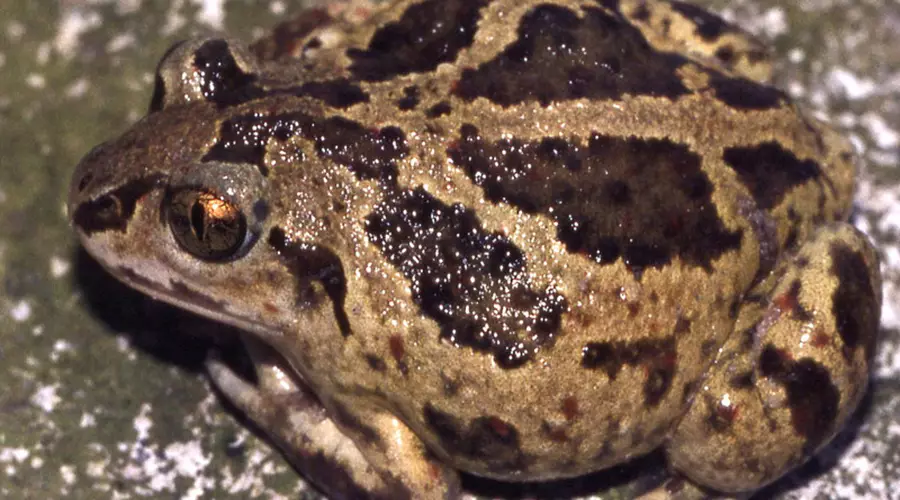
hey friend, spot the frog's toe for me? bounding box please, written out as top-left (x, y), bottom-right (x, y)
top-left (664, 222), bottom-right (881, 493)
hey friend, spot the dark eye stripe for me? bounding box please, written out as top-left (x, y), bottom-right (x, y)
top-left (72, 176), bottom-right (165, 235)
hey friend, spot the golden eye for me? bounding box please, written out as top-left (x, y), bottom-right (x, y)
top-left (167, 188), bottom-right (250, 261)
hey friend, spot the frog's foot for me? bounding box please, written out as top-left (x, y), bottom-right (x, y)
top-left (207, 338), bottom-right (459, 500)
top-left (619, 0), bottom-right (771, 82)
top-left (664, 223), bottom-right (881, 493)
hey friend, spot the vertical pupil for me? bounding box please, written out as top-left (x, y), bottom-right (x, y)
top-left (191, 200), bottom-right (206, 240)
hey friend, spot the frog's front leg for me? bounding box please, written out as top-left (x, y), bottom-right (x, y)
top-left (665, 223), bottom-right (881, 494)
top-left (207, 337), bottom-right (459, 499)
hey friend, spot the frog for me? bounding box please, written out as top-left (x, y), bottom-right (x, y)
top-left (67, 0), bottom-right (883, 498)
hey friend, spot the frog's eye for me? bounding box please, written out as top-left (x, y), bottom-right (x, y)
top-left (166, 188), bottom-right (255, 261)
top-left (164, 161), bottom-right (267, 262)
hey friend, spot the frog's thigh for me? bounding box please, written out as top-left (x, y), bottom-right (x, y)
top-left (619, 0), bottom-right (771, 82)
top-left (207, 339), bottom-right (458, 499)
top-left (665, 223), bottom-right (881, 493)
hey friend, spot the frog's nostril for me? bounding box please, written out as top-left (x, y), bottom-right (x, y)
top-left (73, 195), bottom-right (124, 234)
top-left (71, 175), bottom-right (164, 235)
top-left (77, 173), bottom-right (94, 192)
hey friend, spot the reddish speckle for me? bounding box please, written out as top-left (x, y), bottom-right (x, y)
top-left (561, 396), bottom-right (580, 421)
top-left (716, 399), bottom-right (740, 424)
top-left (351, 5), bottom-right (372, 18)
top-left (487, 416), bottom-right (512, 438)
top-left (812, 329), bottom-right (831, 348)
top-left (773, 288), bottom-right (799, 311)
top-left (389, 335), bottom-right (405, 363)
top-left (428, 462), bottom-right (442, 482)
top-left (263, 302), bottom-right (279, 314)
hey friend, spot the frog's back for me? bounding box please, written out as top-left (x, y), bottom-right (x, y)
top-left (247, 0), bottom-right (858, 480)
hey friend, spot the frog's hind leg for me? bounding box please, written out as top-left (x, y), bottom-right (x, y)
top-left (663, 223), bottom-right (881, 494)
top-left (206, 342), bottom-right (390, 499)
top-left (207, 338), bottom-right (459, 499)
top-left (618, 0), bottom-right (772, 82)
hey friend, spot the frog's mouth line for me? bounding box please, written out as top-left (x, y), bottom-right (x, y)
top-left (107, 262), bottom-right (283, 340)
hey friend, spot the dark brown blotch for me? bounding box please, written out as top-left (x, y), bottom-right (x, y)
top-left (365, 354), bottom-right (387, 372)
top-left (739, 323), bottom-right (759, 352)
top-left (561, 396), bottom-right (580, 421)
top-left (454, 5), bottom-right (690, 106)
top-left (724, 142), bottom-right (825, 211)
top-left (152, 39), bottom-right (263, 112)
top-left (674, 315), bottom-right (692, 335)
top-left (728, 298), bottom-right (742, 319)
top-left (729, 371), bottom-right (755, 389)
top-left (582, 336), bottom-right (677, 407)
top-left (700, 339), bottom-right (718, 360)
top-left (202, 113), bottom-right (288, 174)
top-left (366, 188), bottom-right (567, 368)
top-left (426, 101), bottom-right (452, 118)
top-left (348, 0), bottom-right (488, 81)
top-left (423, 403), bottom-right (527, 472)
top-left (714, 45), bottom-right (735, 65)
top-left (313, 120), bottom-right (408, 181)
top-left (591, 439), bottom-right (615, 462)
top-left (669, 1), bottom-right (731, 41)
top-left (759, 344), bottom-right (840, 453)
top-left (440, 372), bottom-right (460, 396)
top-left (297, 78), bottom-right (369, 108)
top-left (268, 227), bottom-right (352, 337)
top-left (203, 112), bottom-right (407, 181)
top-left (708, 74), bottom-right (785, 110)
top-left (449, 126), bottom-right (742, 278)
top-left (631, 2), bottom-right (650, 21)
top-left (397, 85), bottom-right (420, 110)
top-left (830, 243), bottom-right (879, 361)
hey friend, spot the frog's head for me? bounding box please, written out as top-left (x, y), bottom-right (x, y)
top-left (68, 38), bottom-right (346, 340)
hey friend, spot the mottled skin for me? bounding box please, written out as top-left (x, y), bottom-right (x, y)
top-left (68, 0), bottom-right (882, 498)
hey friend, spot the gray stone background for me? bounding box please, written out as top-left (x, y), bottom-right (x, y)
top-left (0, 1), bottom-right (897, 499)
